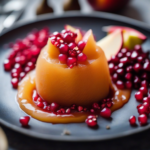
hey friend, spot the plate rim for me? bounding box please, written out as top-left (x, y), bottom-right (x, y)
top-left (0, 11), bottom-right (150, 141)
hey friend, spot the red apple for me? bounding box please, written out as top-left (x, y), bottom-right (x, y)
top-left (103, 26), bottom-right (147, 49)
top-left (97, 29), bottom-right (123, 60)
top-left (87, 0), bottom-right (130, 12)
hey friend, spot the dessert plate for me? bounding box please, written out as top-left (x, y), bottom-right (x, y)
top-left (0, 12), bottom-right (150, 141)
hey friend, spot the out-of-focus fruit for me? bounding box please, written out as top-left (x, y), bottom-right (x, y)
top-left (87, 0), bottom-right (130, 12)
top-left (97, 29), bottom-right (123, 60)
top-left (103, 26), bottom-right (147, 49)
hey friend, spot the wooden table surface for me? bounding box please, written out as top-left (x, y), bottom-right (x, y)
top-left (0, 0), bottom-right (150, 150)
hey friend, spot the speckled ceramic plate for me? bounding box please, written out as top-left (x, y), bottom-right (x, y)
top-left (0, 12), bottom-right (150, 141)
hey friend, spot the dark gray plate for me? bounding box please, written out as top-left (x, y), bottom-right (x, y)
top-left (0, 12), bottom-right (150, 141)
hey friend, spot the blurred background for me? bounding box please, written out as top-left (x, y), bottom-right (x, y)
top-left (0, 0), bottom-right (150, 34)
top-left (0, 0), bottom-right (150, 150)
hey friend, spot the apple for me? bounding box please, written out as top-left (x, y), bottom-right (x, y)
top-left (103, 26), bottom-right (147, 49)
top-left (97, 29), bottom-right (123, 60)
top-left (87, 0), bottom-right (130, 12)
top-left (64, 25), bottom-right (82, 43)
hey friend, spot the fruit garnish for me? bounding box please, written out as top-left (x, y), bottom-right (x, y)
top-left (49, 29), bottom-right (87, 68)
top-left (102, 26), bottom-right (147, 49)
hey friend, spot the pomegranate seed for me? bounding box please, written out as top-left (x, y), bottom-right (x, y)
top-left (100, 107), bottom-right (111, 118)
top-left (20, 56), bottom-right (26, 65)
top-left (46, 105), bottom-right (51, 111)
top-left (61, 29), bottom-right (68, 34)
top-left (114, 66), bottom-right (118, 71)
top-left (126, 51), bottom-right (131, 58)
top-left (37, 97), bottom-right (43, 102)
top-left (125, 81), bottom-right (132, 89)
top-left (3, 59), bottom-right (12, 71)
top-left (67, 57), bottom-right (77, 68)
top-left (121, 48), bottom-right (128, 54)
top-left (116, 80), bottom-right (124, 89)
top-left (126, 66), bottom-right (133, 72)
top-left (120, 57), bottom-right (128, 64)
top-left (37, 101), bottom-right (44, 108)
top-left (51, 39), bottom-right (55, 45)
top-left (139, 86), bottom-right (148, 96)
top-left (54, 41), bottom-right (60, 47)
top-left (77, 53), bottom-right (87, 62)
top-left (50, 36), bottom-right (57, 40)
top-left (68, 49), bottom-right (77, 57)
top-left (141, 80), bottom-right (148, 88)
top-left (43, 101), bottom-right (49, 106)
top-left (59, 44), bottom-right (68, 54)
top-left (106, 102), bottom-right (112, 108)
top-left (111, 55), bottom-right (119, 64)
top-left (92, 103), bottom-right (100, 110)
top-left (11, 72), bottom-right (19, 78)
top-left (53, 31), bottom-right (61, 37)
top-left (112, 73), bottom-right (119, 82)
top-left (62, 32), bottom-right (74, 43)
top-left (109, 63), bottom-right (115, 74)
top-left (129, 116), bottom-right (136, 126)
top-left (101, 103), bottom-right (106, 108)
top-left (135, 91), bottom-right (143, 102)
top-left (118, 63), bottom-right (124, 68)
top-left (116, 68), bottom-right (124, 76)
top-left (66, 108), bottom-right (71, 114)
top-left (134, 45), bottom-right (142, 52)
top-left (78, 106), bottom-right (83, 112)
top-left (117, 52), bottom-right (123, 58)
top-left (134, 63), bottom-right (142, 72)
top-left (8, 51), bottom-right (16, 59)
top-left (50, 102), bottom-right (59, 112)
top-left (131, 51), bottom-right (138, 60)
top-left (11, 78), bottom-right (19, 89)
top-left (143, 97), bottom-right (150, 104)
top-left (24, 66), bottom-right (31, 73)
top-left (57, 37), bottom-right (63, 43)
top-left (137, 104), bottom-right (143, 109)
top-left (85, 115), bottom-right (97, 127)
top-left (125, 73), bottom-right (132, 80)
top-left (141, 72), bottom-right (148, 80)
top-left (31, 46), bottom-right (41, 56)
top-left (68, 42), bottom-right (76, 50)
top-left (20, 72), bottom-right (26, 80)
top-left (78, 41), bottom-right (86, 51)
top-left (58, 54), bottom-right (68, 63)
top-left (138, 114), bottom-right (147, 126)
top-left (143, 102), bottom-right (149, 110)
top-left (14, 63), bottom-right (22, 73)
top-left (19, 116), bottom-right (30, 126)
top-left (137, 56), bottom-right (143, 63)
top-left (27, 62), bottom-right (35, 70)
top-left (90, 109), bottom-right (95, 113)
top-left (137, 105), bottom-right (148, 115)
top-left (33, 90), bottom-right (38, 101)
top-left (60, 108), bottom-right (65, 114)
top-left (134, 76), bottom-right (141, 89)
top-left (143, 61), bottom-right (150, 72)
top-left (31, 58), bottom-right (37, 64)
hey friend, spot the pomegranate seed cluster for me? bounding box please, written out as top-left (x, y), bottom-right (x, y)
top-left (33, 90), bottom-right (112, 127)
top-left (50, 30), bottom-right (87, 68)
top-left (109, 45), bottom-right (150, 90)
top-left (129, 85), bottom-right (150, 126)
top-left (3, 27), bottom-right (50, 89)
